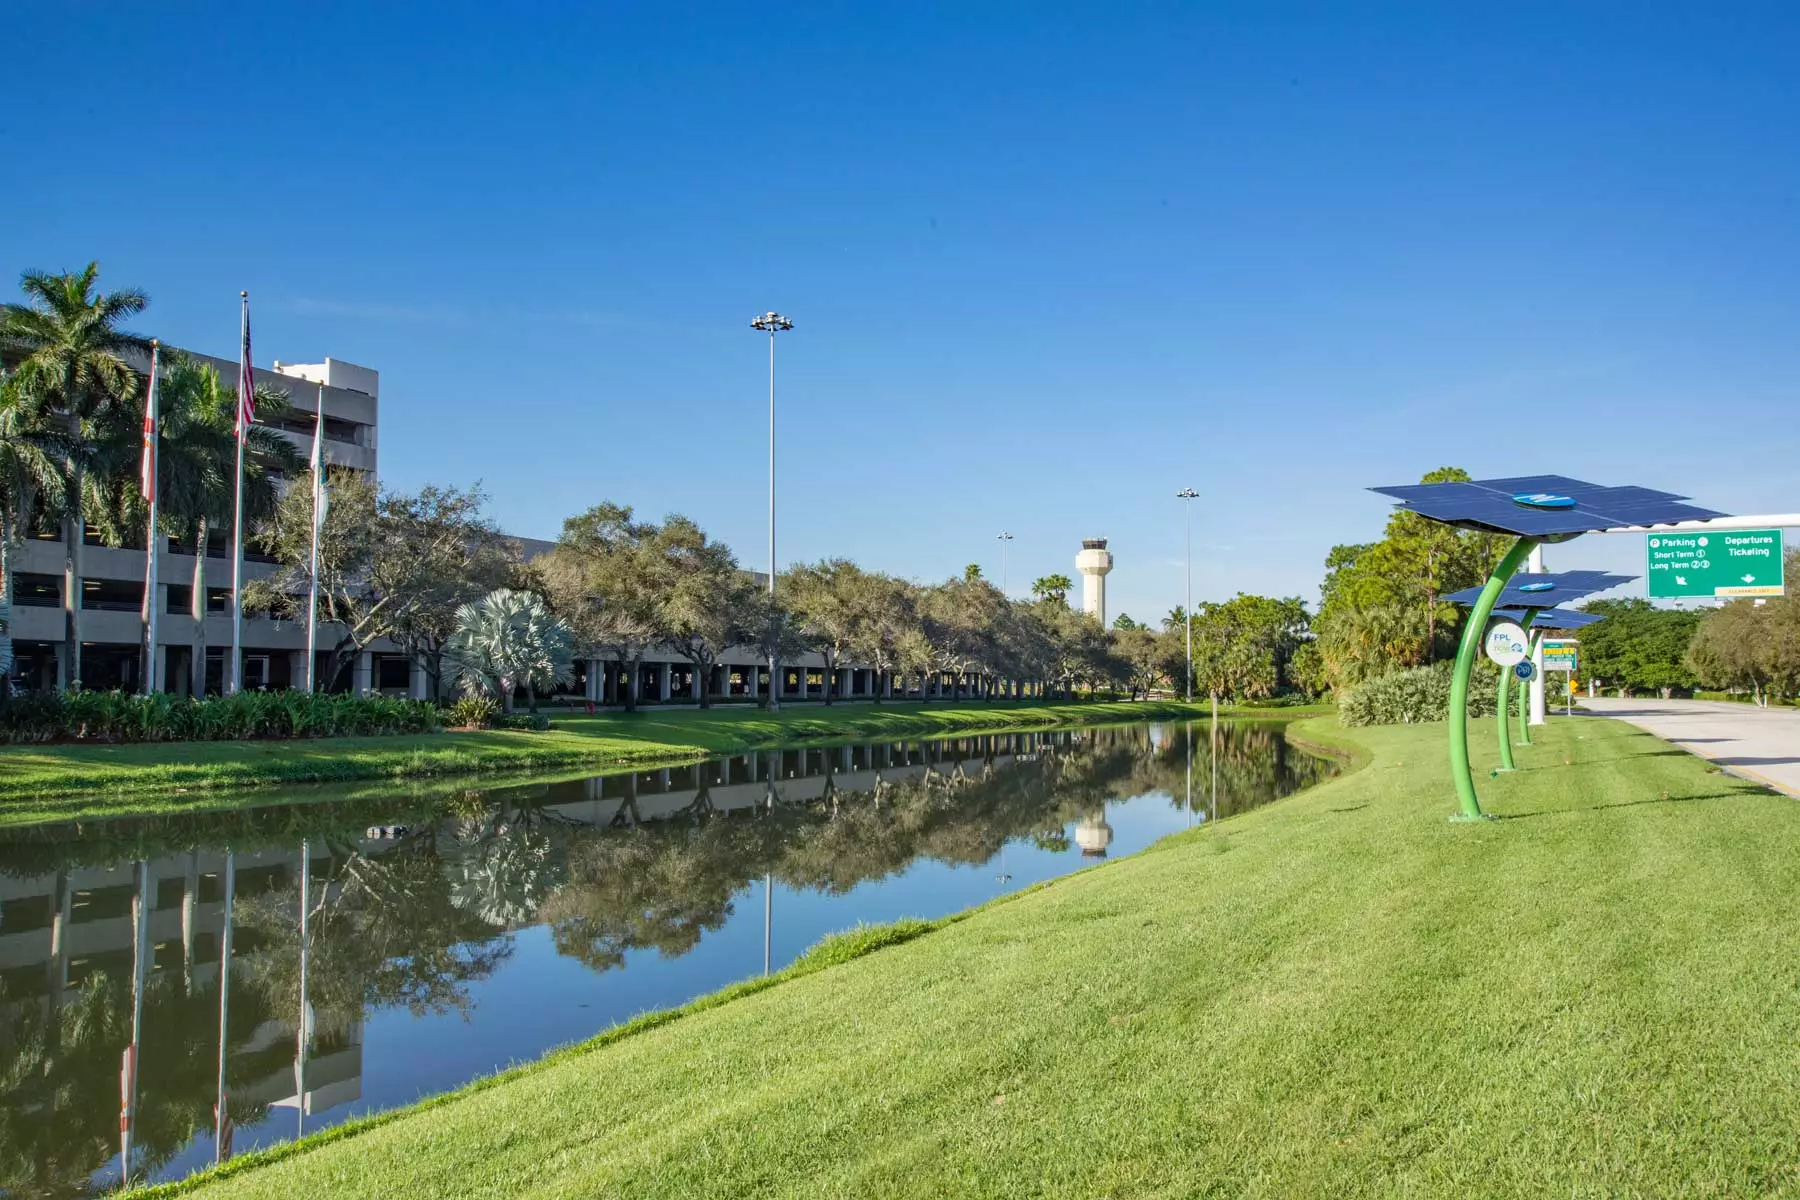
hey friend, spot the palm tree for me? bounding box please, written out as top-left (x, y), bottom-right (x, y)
top-left (0, 368), bottom-right (70, 696)
top-left (141, 354), bottom-right (303, 695)
top-left (446, 588), bottom-right (575, 714)
top-left (0, 264), bottom-right (150, 686)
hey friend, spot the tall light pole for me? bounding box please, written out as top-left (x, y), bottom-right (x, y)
top-left (1176, 488), bottom-right (1198, 702)
top-left (752, 312), bottom-right (793, 711)
top-left (996, 531), bottom-right (1014, 594)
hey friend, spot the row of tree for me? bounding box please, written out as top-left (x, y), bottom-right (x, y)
top-left (1, 263), bottom-right (1330, 708)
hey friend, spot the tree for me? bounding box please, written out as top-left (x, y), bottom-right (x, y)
top-left (378, 485), bottom-right (519, 697)
top-left (1031, 574), bottom-right (1073, 605)
top-left (1112, 625), bottom-right (1166, 697)
top-left (963, 563), bottom-right (982, 582)
top-left (1311, 467), bottom-right (1506, 690)
top-left (1112, 613), bottom-right (1142, 631)
top-left (1188, 594), bottom-right (1310, 702)
top-left (0, 263), bottom-right (149, 685)
top-left (445, 588), bottom-right (575, 713)
top-left (841, 570), bottom-right (922, 703)
top-left (0, 368), bottom-right (67, 695)
top-left (653, 515), bottom-right (753, 708)
top-left (1580, 598), bottom-right (1700, 697)
top-left (919, 575), bottom-right (1009, 699)
top-left (785, 560), bottom-right (866, 706)
top-left (144, 354), bottom-right (302, 694)
top-left (243, 468), bottom-right (381, 691)
top-left (537, 504), bottom-right (661, 711)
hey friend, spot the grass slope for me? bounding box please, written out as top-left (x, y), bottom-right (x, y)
top-left (156, 714), bottom-right (1800, 1198)
top-left (0, 700), bottom-right (1320, 827)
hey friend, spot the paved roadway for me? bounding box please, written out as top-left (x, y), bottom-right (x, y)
top-left (1582, 696), bottom-right (1800, 799)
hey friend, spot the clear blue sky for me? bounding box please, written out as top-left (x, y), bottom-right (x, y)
top-left (9, 3), bottom-right (1799, 622)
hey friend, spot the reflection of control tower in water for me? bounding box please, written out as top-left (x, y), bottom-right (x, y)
top-left (1075, 538), bottom-right (1113, 627)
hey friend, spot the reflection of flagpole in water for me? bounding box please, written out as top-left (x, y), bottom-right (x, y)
top-left (215, 849), bottom-right (235, 1165)
top-left (120, 859), bottom-right (149, 1188)
top-left (763, 873), bottom-right (773, 976)
top-left (995, 842), bottom-right (1011, 886)
top-left (1210, 702), bottom-right (1219, 825)
top-left (295, 839), bottom-right (311, 1138)
top-left (1185, 721), bottom-right (1194, 828)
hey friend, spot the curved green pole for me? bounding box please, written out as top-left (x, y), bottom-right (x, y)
top-left (1517, 626), bottom-right (1541, 746)
top-left (1449, 536), bottom-right (1534, 820)
top-left (1496, 658), bottom-right (1516, 771)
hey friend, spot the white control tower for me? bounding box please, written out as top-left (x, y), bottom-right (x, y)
top-left (1075, 538), bottom-right (1113, 626)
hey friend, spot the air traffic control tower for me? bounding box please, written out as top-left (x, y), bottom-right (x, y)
top-left (1076, 538), bottom-right (1113, 626)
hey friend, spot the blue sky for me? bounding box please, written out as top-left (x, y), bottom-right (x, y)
top-left (9, 3), bottom-right (1799, 622)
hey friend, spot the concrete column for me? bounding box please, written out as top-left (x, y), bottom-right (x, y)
top-left (354, 650), bottom-right (373, 697)
top-left (839, 669), bottom-right (853, 699)
top-left (409, 660), bottom-right (430, 700)
top-left (584, 659), bottom-right (601, 702)
top-left (690, 665), bottom-right (703, 701)
top-left (658, 663), bottom-right (672, 702)
top-left (882, 671), bottom-right (893, 699)
top-left (747, 666), bottom-right (759, 698)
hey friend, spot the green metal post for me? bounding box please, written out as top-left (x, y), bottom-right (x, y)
top-left (1496, 660), bottom-right (1515, 772)
top-left (1498, 611), bottom-right (1537, 766)
top-left (1448, 536), bottom-right (1533, 820)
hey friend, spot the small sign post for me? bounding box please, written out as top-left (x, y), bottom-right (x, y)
top-left (1646, 529), bottom-right (1784, 598)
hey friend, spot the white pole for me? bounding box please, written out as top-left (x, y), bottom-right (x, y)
top-left (1185, 502), bottom-right (1193, 701)
top-left (305, 383), bottom-right (323, 693)
top-left (227, 294), bottom-right (249, 696)
top-left (767, 330), bottom-right (778, 713)
top-left (763, 871), bottom-right (773, 975)
top-left (142, 343), bottom-right (161, 695)
top-left (1527, 544), bottom-right (1547, 725)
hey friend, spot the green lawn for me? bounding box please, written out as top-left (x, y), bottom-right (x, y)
top-left (147, 713), bottom-right (1800, 1199)
top-left (0, 699), bottom-right (1321, 827)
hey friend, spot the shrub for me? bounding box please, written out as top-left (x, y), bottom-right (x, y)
top-left (0, 690), bottom-right (443, 744)
top-left (448, 695), bottom-right (500, 729)
top-left (493, 712), bottom-right (551, 732)
top-left (1339, 661), bottom-right (1502, 727)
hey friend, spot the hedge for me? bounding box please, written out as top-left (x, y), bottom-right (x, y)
top-left (1338, 661), bottom-right (1502, 727)
top-left (0, 689), bottom-right (442, 744)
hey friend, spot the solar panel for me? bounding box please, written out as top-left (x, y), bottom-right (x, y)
top-left (1369, 475), bottom-right (1729, 537)
top-left (1442, 570), bottom-right (1637, 608)
top-left (1492, 607), bottom-right (1604, 630)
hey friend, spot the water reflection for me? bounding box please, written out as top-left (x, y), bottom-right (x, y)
top-left (0, 719), bottom-right (1332, 1197)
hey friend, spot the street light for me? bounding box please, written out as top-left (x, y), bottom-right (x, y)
top-left (996, 531), bottom-right (1014, 594)
top-left (1176, 488), bottom-right (1198, 702)
top-left (752, 312), bottom-right (793, 710)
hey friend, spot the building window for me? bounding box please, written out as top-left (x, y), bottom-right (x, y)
top-left (14, 574), bottom-right (59, 607)
top-left (80, 579), bottom-right (143, 612)
top-left (377, 657), bottom-right (411, 690)
top-left (207, 588), bottom-right (232, 614)
top-left (166, 584), bottom-right (192, 614)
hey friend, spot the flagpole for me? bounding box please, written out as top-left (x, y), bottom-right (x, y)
top-left (140, 342), bottom-right (161, 695)
top-left (120, 858), bottom-right (149, 1187)
top-left (295, 838), bottom-right (310, 1137)
top-left (305, 383), bottom-right (324, 693)
top-left (228, 292), bottom-right (249, 695)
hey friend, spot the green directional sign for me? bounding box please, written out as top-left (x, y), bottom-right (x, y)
top-left (1646, 529), bottom-right (1785, 598)
top-left (1542, 639), bottom-right (1578, 671)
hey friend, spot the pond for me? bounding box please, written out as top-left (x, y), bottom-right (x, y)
top-left (0, 718), bottom-right (1334, 1197)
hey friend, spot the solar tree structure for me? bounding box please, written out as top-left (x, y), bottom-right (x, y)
top-left (1492, 606), bottom-right (1607, 746)
top-left (1369, 476), bottom-right (1726, 820)
top-left (1442, 572), bottom-right (1636, 769)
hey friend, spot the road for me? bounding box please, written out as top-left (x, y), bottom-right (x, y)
top-left (1581, 696), bottom-right (1800, 799)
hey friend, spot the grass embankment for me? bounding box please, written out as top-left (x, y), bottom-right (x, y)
top-left (153, 714), bottom-right (1800, 1199)
top-left (0, 699), bottom-right (1321, 827)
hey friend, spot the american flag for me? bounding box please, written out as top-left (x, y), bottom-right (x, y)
top-left (139, 344), bottom-right (159, 503)
top-left (237, 294), bottom-right (255, 438)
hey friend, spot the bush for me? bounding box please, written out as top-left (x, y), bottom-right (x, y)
top-left (1339, 661), bottom-right (1502, 727)
top-left (0, 690), bottom-right (443, 744)
top-left (447, 694), bottom-right (500, 729)
top-left (493, 712), bottom-right (551, 732)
